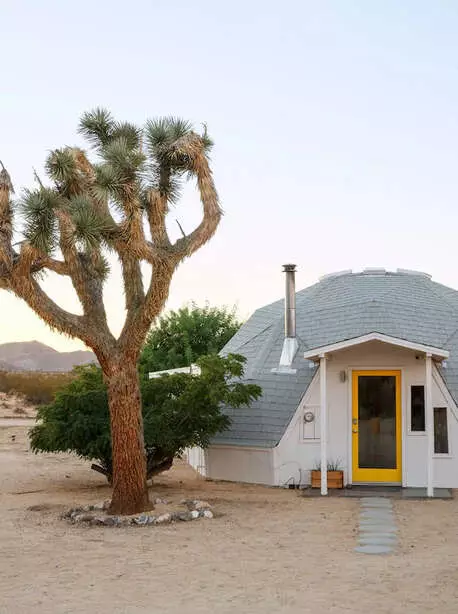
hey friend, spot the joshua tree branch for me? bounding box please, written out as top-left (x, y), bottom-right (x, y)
top-left (119, 252), bottom-right (145, 311)
top-left (30, 256), bottom-right (70, 275)
top-left (118, 255), bottom-right (176, 353)
top-left (171, 143), bottom-right (222, 261)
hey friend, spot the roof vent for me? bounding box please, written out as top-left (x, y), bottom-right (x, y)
top-left (319, 269), bottom-right (352, 281)
top-left (396, 268), bottom-right (432, 279)
top-left (361, 268), bottom-right (386, 275)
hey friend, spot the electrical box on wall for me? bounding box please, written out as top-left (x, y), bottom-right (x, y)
top-left (302, 404), bottom-right (320, 440)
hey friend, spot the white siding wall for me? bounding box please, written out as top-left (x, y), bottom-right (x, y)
top-left (275, 341), bottom-right (458, 488)
top-left (206, 446), bottom-right (274, 485)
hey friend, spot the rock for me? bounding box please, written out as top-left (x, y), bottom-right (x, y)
top-left (155, 513), bottom-right (172, 525)
top-left (154, 497), bottom-right (168, 505)
top-left (133, 514), bottom-right (151, 526)
top-left (73, 513), bottom-right (94, 523)
top-left (91, 516), bottom-right (107, 526)
top-left (69, 509), bottom-right (84, 521)
top-left (194, 500), bottom-right (212, 511)
top-left (65, 501), bottom-right (214, 527)
top-left (173, 511), bottom-right (193, 522)
top-left (92, 501), bottom-right (108, 511)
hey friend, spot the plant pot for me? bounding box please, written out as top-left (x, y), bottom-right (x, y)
top-left (311, 470), bottom-right (344, 489)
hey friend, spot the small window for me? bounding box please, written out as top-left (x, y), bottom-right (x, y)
top-left (411, 385), bottom-right (425, 431)
top-left (434, 407), bottom-right (449, 454)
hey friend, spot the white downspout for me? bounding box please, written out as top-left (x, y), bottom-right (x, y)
top-left (320, 354), bottom-right (328, 495)
top-left (425, 353), bottom-right (434, 497)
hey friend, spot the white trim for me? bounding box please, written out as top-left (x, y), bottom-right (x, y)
top-left (425, 354), bottom-right (434, 497)
top-left (208, 444), bottom-right (272, 452)
top-left (148, 364), bottom-right (200, 378)
top-left (432, 365), bottom-right (458, 422)
top-left (347, 367), bottom-right (352, 486)
top-left (303, 333), bottom-right (449, 361)
top-left (320, 355), bottom-right (328, 495)
top-left (401, 368), bottom-right (407, 487)
top-left (279, 370), bottom-right (320, 444)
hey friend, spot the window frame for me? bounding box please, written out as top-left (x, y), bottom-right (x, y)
top-left (409, 384), bottom-right (426, 434)
top-left (408, 383), bottom-right (426, 436)
top-left (433, 406), bottom-right (451, 457)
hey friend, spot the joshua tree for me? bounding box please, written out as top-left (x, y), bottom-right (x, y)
top-left (0, 109), bottom-right (222, 514)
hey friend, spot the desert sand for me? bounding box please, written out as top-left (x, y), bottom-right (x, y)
top-left (1, 424), bottom-right (458, 614)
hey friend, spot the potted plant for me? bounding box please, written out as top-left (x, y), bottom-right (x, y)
top-left (311, 459), bottom-right (344, 489)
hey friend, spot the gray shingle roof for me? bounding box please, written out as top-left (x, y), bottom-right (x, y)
top-left (215, 270), bottom-right (458, 448)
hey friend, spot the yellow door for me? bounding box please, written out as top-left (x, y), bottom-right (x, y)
top-left (352, 370), bottom-right (402, 483)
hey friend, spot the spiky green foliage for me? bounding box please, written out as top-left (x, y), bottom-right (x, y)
top-left (20, 188), bottom-right (60, 254)
top-left (139, 304), bottom-right (241, 375)
top-left (30, 355), bottom-right (261, 482)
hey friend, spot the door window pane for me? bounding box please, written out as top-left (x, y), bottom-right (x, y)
top-left (358, 376), bottom-right (397, 469)
top-left (411, 385), bottom-right (425, 431)
top-left (434, 407), bottom-right (449, 454)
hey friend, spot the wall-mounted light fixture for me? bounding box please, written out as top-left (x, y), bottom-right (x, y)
top-left (339, 370), bottom-right (347, 383)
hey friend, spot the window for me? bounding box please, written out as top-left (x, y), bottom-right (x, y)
top-left (411, 385), bottom-right (425, 432)
top-left (434, 407), bottom-right (449, 454)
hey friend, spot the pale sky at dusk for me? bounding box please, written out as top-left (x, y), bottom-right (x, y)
top-left (1, 1), bottom-right (458, 351)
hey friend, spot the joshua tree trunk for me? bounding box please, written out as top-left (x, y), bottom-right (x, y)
top-left (105, 359), bottom-right (149, 515)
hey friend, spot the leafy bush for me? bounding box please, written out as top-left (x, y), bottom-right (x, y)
top-left (30, 355), bottom-right (261, 482)
top-left (139, 304), bottom-right (241, 375)
top-left (0, 370), bottom-right (74, 405)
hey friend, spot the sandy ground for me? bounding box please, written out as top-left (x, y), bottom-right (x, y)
top-left (0, 392), bottom-right (37, 420)
top-left (1, 426), bottom-right (458, 614)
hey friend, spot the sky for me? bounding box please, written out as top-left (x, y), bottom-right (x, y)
top-left (1, 0), bottom-right (458, 351)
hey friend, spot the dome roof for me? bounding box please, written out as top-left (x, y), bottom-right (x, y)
top-left (217, 269), bottom-right (458, 448)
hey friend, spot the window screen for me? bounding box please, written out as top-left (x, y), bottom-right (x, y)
top-left (411, 386), bottom-right (425, 432)
top-left (434, 407), bottom-right (449, 454)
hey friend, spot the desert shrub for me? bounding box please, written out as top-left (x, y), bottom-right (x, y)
top-left (30, 355), bottom-right (261, 482)
top-left (139, 304), bottom-right (241, 375)
top-left (0, 371), bottom-right (75, 405)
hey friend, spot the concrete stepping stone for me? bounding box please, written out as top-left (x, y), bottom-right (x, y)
top-left (354, 544), bottom-right (394, 555)
top-left (356, 498), bottom-right (398, 554)
top-left (359, 518), bottom-right (397, 527)
top-left (361, 503), bottom-right (392, 512)
top-left (360, 512), bottom-right (395, 521)
top-left (361, 499), bottom-right (392, 508)
top-left (359, 535), bottom-right (397, 546)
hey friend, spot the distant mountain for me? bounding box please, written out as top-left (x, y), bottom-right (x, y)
top-left (0, 341), bottom-right (96, 372)
top-left (0, 359), bottom-right (15, 371)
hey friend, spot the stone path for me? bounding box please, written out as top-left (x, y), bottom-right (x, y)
top-left (354, 497), bottom-right (397, 555)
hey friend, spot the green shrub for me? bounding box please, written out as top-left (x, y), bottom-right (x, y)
top-left (30, 355), bottom-right (261, 481)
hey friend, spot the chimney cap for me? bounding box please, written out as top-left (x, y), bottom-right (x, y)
top-left (283, 264), bottom-right (297, 273)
